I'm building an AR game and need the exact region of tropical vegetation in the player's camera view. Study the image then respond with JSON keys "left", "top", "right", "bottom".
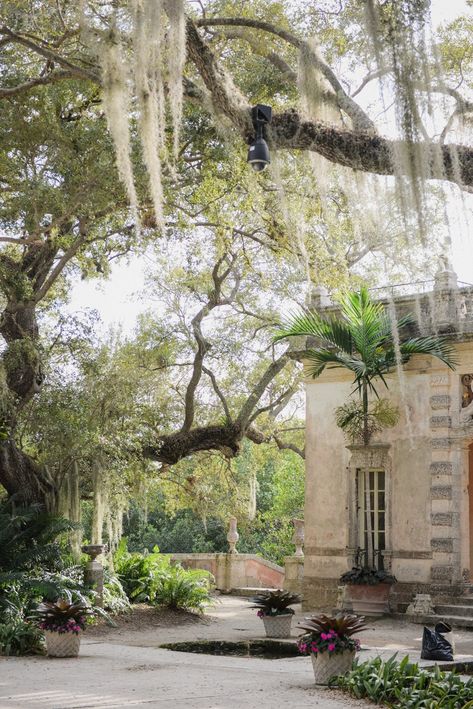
{"left": 331, "top": 655, "right": 473, "bottom": 707}
{"left": 249, "top": 589, "right": 301, "bottom": 618}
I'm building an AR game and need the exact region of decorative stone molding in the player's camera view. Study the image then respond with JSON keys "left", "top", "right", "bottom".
{"left": 430, "top": 375, "right": 449, "bottom": 387}
{"left": 431, "top": 486, "right": 453, "bottom": 500}
{"left": 406, "top": 593, "right": 435, "bottom": 616}
{"left": 346, "top": 443, "right": 391, "bottom": 469}
{"left": 431, "top": 512, "right": 453, "bottom": 526}
{"left": 430, "top": 462, "right": 453, "bottom": 476}
{"left": 431, "top": 438, "right": 452, "bottom": 449}
{"left": 430, "top": 395, "right": 451, "bottom": 410}
{"left": 431, "top": 565, "right": 454, "bottom": 581}
{"left": 431, "top": 538, "right": 453, "bottom": 552}
{"left": 430, "top": 416, "right": 452, "bottom": 428}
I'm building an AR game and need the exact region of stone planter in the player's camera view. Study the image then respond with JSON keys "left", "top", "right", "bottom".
{"left": 44, "top": 630, "right": 81, "bottom": 657}
{"left": 261, "top": 613, "right": 293, "bottom": 638}
{"left": 311, "top": 649, "right": 355, "bottom": 685}
{"left": 343, "top": 583, "right": 392, "bottom": 616}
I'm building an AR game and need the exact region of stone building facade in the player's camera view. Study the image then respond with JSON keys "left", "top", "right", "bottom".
{"left": 303, "top": 265, "right": 473, "bottom": 610}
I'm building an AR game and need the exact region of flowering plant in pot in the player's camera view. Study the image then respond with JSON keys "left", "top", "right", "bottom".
{"left": 298, "top": 613, "right": 367, "bottom": 685}
{"left": 340, "top": 566, "right": 396, "bottom": 617}
{"left": 249, "top": 589, "right": 301, "bottom": 638}
{"left": 33, "top": 598, "right": 95, "bottom": 657}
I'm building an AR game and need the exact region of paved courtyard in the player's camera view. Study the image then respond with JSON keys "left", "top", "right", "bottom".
{"left": 1, "top": 596, "right": 472, "bottom": 709}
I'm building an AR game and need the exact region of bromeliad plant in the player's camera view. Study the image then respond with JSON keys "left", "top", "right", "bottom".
{"left": 297, "top": 614, "right": 368, "bottom": 656}
{"left": 250, "top": 589, "right": 301, "bottom": 618}
{"left": 33, "top": 598, "right": 95, "bottom": 634}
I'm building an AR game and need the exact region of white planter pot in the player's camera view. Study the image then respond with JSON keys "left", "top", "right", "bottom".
{"left": 311, "top": 649, "right": 355, "bottom": 685}
{"left": 261, "top": 614, "right": 293, "bottom": 638}
{"left": 44, "top": 630, "right": 81, "bottom": 657}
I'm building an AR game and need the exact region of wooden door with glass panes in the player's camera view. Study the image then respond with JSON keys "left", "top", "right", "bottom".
{"left": 356, "top": 469, "right": 386, "bottom": 570}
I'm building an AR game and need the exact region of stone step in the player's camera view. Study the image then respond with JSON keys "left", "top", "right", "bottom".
{"left": 406, "top": 613, "right": 473, "bottom": 630}
{"left": 435, "top": 596, "right": 473, "bottom": 607}
{"left": 436, "top": 604, "right": 473, "bottom": 618}
{"left": 226, "top": 587, "right": 277, "bottom": 598}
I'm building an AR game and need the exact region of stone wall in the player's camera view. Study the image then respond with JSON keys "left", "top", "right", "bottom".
{"left": 303, "top": 271, "right": 473, "bottom": 610}
{"left": 171, "top": 553, "right": 285, "bottom": 592}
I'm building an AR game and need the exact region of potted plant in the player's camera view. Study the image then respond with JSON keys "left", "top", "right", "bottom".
{"left": 340, "top": 566, "right": 396, "bottom": 616}
{"left": 249, "top": 589, "right": 301, "bottom": 638}
{"left": 297, "top": 613, "right": 367, "bottom": 685}
{"left": 34, "top": 598, "right": 94, "bottom": 657}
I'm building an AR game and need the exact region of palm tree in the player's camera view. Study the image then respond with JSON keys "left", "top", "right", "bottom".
{"left": 276, "top": 287, "right": 456, "bottom": 446}
{"left": 275, "top": 288, "right": 457, "bottom": 568}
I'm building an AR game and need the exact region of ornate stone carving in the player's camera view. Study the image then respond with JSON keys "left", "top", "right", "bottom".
{"left": 430, "top": 375, "right": 449, "bottom": 386}
{"left": 430, "top": 416, "right": 451, "bottom": 428}
{"left": 406, "top": 593, "right": 435, "bottom": 616}
{"left": 430, "top": 395, "right": 450, "bottom": 410}
{"left": 461, "top": 374, "right": 473, "bottom": 422}
{"left": 430, "top": 462, "right": 453, "bottom": 476}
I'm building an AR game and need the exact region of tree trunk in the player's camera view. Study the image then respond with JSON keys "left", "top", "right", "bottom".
{"left": 362, "top": 378, "right": 369, "bottom": 446}
{"left": 0, "top": 298, "right": 55, "bottom": 506}
{"left": 0, "top": 439, "right": 56, "bottom": 508}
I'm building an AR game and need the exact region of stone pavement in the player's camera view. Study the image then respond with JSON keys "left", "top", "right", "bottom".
{"left": 1, "top": 596, "right": 472, "bottom": 709}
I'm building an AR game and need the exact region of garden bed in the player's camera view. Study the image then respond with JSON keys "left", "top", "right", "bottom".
{"left": 87, "top": 604, "right": 207, "bottom": 636}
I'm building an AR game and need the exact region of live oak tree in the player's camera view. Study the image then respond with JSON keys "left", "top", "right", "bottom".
{"left": 1, "top": 0, "right": 471, "bottom": 505}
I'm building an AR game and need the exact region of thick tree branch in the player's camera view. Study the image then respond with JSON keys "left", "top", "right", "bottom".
{"left": 0, "top": 26, "right": 99, "bottom": 83}
{"left": 181, "top": 253, "right": 238, "bottom": 432}
{"left": 235, "top": 352, "right": 290, "bottom": 428}
{"left": 0, "top": 70, "right": 78, "bottom": 98}
{"left": 195, "top": 16, "right": 375, "bottom": 131}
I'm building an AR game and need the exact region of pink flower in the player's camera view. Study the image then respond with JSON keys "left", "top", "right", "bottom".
{"left": 312, "top": 645, "right": 319, "bottom": 653}
{"left": 320, "top": 632, "right": 328, "bottom": 640}
{"left": 328, "top": 643, "right": 336, "bottom": 652}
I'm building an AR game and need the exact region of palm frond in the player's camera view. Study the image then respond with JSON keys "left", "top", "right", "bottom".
{"left": 275, "top": 310, "right": 353, "bottom": 355}
{"left": 398, "top": 336, "right": 458, "bottom": 369}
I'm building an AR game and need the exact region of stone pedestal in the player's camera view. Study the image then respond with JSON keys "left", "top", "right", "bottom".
{"left": 82, "top": 544, "right": 106, "bottom": 607}
{"left": 284, "top": 556, "right": 304, "bottom": 596}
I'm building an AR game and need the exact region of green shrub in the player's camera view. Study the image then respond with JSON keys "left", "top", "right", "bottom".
{"left": 102, "top": 570, "right": 131, "bottom": 614}
{"left": 114, "top": 539, "right": 214, "bottom": 612}
{"left": 331, "top": 655, "right": 473, "bottom": 707}
{"left": 113, "top": 539, "right": 170, "bottom": 602}
{"left": 0, "top": 616, "right": 44, "bottom": 656}
{"left": 147, "top": 565, "right": 214, "bottom": 613}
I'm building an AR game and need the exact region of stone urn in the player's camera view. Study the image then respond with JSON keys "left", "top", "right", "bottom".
{"left": 262, "top": 613, "right": 293, "bottom": 638}
{"left": 81, "top": 544, "right": 107, "bottom": 561}
{"left": 292, "top": 518, "right": 304, "bottom": 557}
{"left": 44, "top": 630, "right": 81, "bottom": 658}
{"left": 227, "top": 516, "right": 239, "bottom": 554}
{"left": 311, "top": 649, "right": 355, "bottom": 685}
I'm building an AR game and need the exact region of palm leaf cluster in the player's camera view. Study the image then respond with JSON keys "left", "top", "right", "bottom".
{"left": 276, "top": 288, "right": 456, "bottom": 393}
{"left": 298, "top": 613, "right": 368, "bottom": 638}
{"left": 249, "top": 589, "right": 301, "bottom": 616}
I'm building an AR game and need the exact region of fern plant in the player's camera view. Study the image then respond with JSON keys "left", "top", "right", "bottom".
{"left": 147, "top": 565, "right": 214, "bottom": 613}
